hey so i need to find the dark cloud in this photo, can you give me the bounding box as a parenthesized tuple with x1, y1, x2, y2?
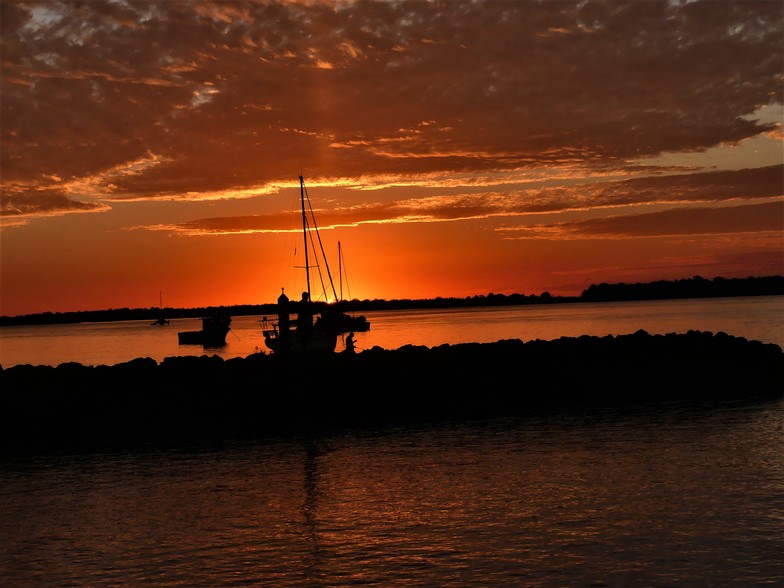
(2, 0, 781, 216)
(507, 200, 784, 239)
(513, 164, 784, 213)
(1, 187, 108, 216)
(600, 165, 784, 203)
(148, 202, 409, 236)
(150, 165, 783, 235)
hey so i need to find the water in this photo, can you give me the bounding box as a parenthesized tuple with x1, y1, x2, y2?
(1, 296, 782, 368)
(1, 296, 782, 585)
(1, 403, 782, 586)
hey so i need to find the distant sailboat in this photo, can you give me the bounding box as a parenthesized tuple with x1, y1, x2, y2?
(151, 291, 169, 326)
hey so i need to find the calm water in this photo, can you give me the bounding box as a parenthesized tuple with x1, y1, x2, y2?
(1, 296, 782, 368)
(1, 403, 783, 586)
(2, 296, 783, 586)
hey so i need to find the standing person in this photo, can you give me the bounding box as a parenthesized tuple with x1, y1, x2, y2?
(297, 291, 313, 343)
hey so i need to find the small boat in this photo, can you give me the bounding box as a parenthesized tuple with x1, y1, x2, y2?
(178, 315, 232, 347)
(151, 291, 169, 326)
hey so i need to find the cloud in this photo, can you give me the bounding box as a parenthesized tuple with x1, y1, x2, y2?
(1, 186, 109, 218)
(510, 164, 784, 213)
(134, 165, 782, 236)
(2, 0, 781, 218)
(501, 200, 784, 240)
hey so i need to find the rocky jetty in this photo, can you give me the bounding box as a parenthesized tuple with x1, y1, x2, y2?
(1, 330, 781, 455)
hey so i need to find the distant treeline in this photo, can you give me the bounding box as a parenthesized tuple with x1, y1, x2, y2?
(1, 275, 782, 327)
(580, 275, 784, 302)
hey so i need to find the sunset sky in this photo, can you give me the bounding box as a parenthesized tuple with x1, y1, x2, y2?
(1, 0, 782, 316)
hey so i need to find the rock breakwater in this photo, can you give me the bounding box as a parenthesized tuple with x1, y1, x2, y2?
(1, 330, 781, 454)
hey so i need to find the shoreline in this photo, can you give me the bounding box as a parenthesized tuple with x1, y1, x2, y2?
(1, 330, 781, 456)
(3, 276, 782, 327)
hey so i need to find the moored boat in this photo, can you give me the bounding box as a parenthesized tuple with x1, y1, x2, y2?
(262, 289, 337, 354)
(178, 315, 232, 347)
(312, 240, 371, 334)
(151, 291, 169, 326)
(314, 309, 370, 334)
(261, 176, 345, 354)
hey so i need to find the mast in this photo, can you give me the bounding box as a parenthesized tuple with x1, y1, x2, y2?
(338, 241, 343, 301)
(300, 176, 339, 303)
(299, 175, 311, 297)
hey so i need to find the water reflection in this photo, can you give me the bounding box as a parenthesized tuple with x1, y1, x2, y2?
(302, 438, 324, 583)
(1, 400, 783, 585)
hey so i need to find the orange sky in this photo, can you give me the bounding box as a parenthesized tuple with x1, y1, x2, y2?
(1, 0, 783, 316)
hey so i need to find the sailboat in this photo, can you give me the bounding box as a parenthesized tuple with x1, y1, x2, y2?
(314, 241, 370, 334)
(151, 291, 169, 326)
(178, 314, 232, 347)
(261, 176, 341, 354)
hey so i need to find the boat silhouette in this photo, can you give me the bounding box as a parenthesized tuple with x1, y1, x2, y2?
(262, 176, 366, 354)
(151, 291, 169, 326)
(178, 314, 232, 347)
(314, 241, 371, 334)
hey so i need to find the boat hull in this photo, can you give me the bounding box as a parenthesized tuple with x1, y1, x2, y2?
(177, 330, 229, 347)
(263, 327, 337, 354)
(315, 310, 370, 334)
(178, 315, 231, 347)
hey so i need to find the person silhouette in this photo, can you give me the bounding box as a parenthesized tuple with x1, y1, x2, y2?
(345, 331, 356, 354)
(277, 288, 290, 350)
(297, 291, 313, 342)
(277, 289, 290, 329)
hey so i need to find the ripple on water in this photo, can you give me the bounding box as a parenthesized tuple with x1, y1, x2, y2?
(1, 400, 783, 586)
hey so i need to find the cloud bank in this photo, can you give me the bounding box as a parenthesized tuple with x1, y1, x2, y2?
(2, 0, 782, 218)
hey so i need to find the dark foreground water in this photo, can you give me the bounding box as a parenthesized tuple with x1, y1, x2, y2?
(2, 398, 783, 586)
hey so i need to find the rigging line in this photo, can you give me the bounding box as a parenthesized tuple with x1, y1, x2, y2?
(299, 206, 328, 302)
(294, 212, 328, 301)
(303, 182, 338, 301)
(306, 228, 330, 303)
(339, 243, 353, 302)
(275, 187, 302, 294)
